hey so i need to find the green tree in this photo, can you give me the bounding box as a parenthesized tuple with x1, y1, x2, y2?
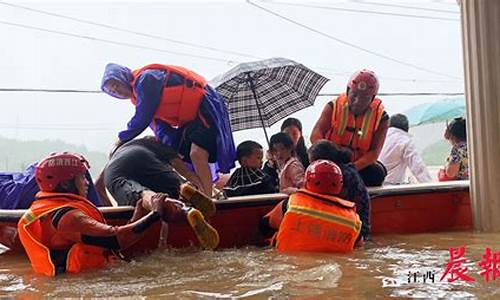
(0, 136, 107, 178)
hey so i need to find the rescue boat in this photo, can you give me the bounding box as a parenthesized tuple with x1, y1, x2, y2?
(0, 181, 471, 255)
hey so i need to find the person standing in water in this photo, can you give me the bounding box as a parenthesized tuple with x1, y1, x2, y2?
(100, 63, 236, 197)
(18, 152, 219, 277)
(266, 159, 362, 253)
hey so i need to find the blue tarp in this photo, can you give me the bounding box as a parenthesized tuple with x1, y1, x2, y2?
(0, 163, 103, 209)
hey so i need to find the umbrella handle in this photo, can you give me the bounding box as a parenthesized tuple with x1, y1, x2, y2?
(246, 72, 270, 147)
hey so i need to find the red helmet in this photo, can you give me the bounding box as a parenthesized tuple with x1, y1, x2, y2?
(347, 69, 379, 97)
(35, 152, 90, 192)
(305, 160, 343, 195)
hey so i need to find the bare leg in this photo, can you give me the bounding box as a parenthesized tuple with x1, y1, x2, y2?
(190, 144, 213, 197)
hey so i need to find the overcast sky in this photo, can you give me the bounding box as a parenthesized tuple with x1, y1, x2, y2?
(0, 0, 463, 152)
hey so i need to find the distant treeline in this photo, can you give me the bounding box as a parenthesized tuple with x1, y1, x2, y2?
(0, 136, 107, 177)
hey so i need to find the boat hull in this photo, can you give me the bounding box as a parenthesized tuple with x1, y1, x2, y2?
(0, 182, 471, 255)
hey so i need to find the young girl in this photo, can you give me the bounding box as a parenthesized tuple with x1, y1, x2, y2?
(441, 117, 468, 180)
(269, 132, 304, 195)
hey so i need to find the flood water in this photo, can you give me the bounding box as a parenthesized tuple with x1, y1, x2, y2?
(1, 231, 499, 299)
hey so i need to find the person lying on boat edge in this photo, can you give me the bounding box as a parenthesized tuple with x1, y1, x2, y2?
(100, 63, 236, 198)
(18, 152, 219, 277)
(223, 141, 278, 197)
(102, 136, 204, 203)
(101, 136, 219, 246)
(310, 69, 389, 187)
(439, 117, 468, 181)
(102, 136, 219, 244)
(264, 160, 362, 253)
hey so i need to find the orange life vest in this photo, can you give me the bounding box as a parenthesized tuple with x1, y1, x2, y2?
(17, 192, 111, 276)
(131, 64, 207, 128)
(327, 93, 385, 161)
(275, 189, 361, 253)
(264, 201, 285, 230)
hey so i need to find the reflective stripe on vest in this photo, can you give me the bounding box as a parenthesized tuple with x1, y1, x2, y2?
(328, 93, 384, 161)
(276, 189, 361, 253)
(17, 192, 109, 276)
(131, 64, 207, 128)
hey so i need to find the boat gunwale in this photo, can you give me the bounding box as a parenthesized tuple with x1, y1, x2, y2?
(0, 181, 470, 222)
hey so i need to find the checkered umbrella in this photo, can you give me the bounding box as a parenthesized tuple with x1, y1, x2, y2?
(210, 57, 329, 145)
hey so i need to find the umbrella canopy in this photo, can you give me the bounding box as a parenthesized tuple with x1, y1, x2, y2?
(404, 97, 465, 127)
(210, 57, 329, 144)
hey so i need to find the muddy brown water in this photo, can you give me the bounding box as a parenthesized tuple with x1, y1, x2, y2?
(1, 232, 499, 299)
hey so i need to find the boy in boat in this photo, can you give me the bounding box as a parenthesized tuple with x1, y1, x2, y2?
(264, 159, 362, 253)
(18, 152, 219, 277)
(223, 141, 278, 197)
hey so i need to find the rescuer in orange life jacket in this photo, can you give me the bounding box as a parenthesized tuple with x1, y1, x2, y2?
(310, 69, 389, 187)
(100, 63, 236, 198)
(264, 160, 362, 253)
(17, 152, 219, 277)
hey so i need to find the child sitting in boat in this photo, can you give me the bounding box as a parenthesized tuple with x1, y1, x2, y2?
(262, 118, 310, 186)
(18, 152, 219, 277)
(439, 117, 468, 181)
(269, 132, 305, 195)
(267, 160, 362, 253)
(223, 141, 277, 197)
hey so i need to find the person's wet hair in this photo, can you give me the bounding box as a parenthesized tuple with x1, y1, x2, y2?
(269, 132, 294, 151)
(308, 139, 352, 164)
(389, 113, 409, 132)
(446, 117, 467, 142)
(236, 141, 263, 162)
